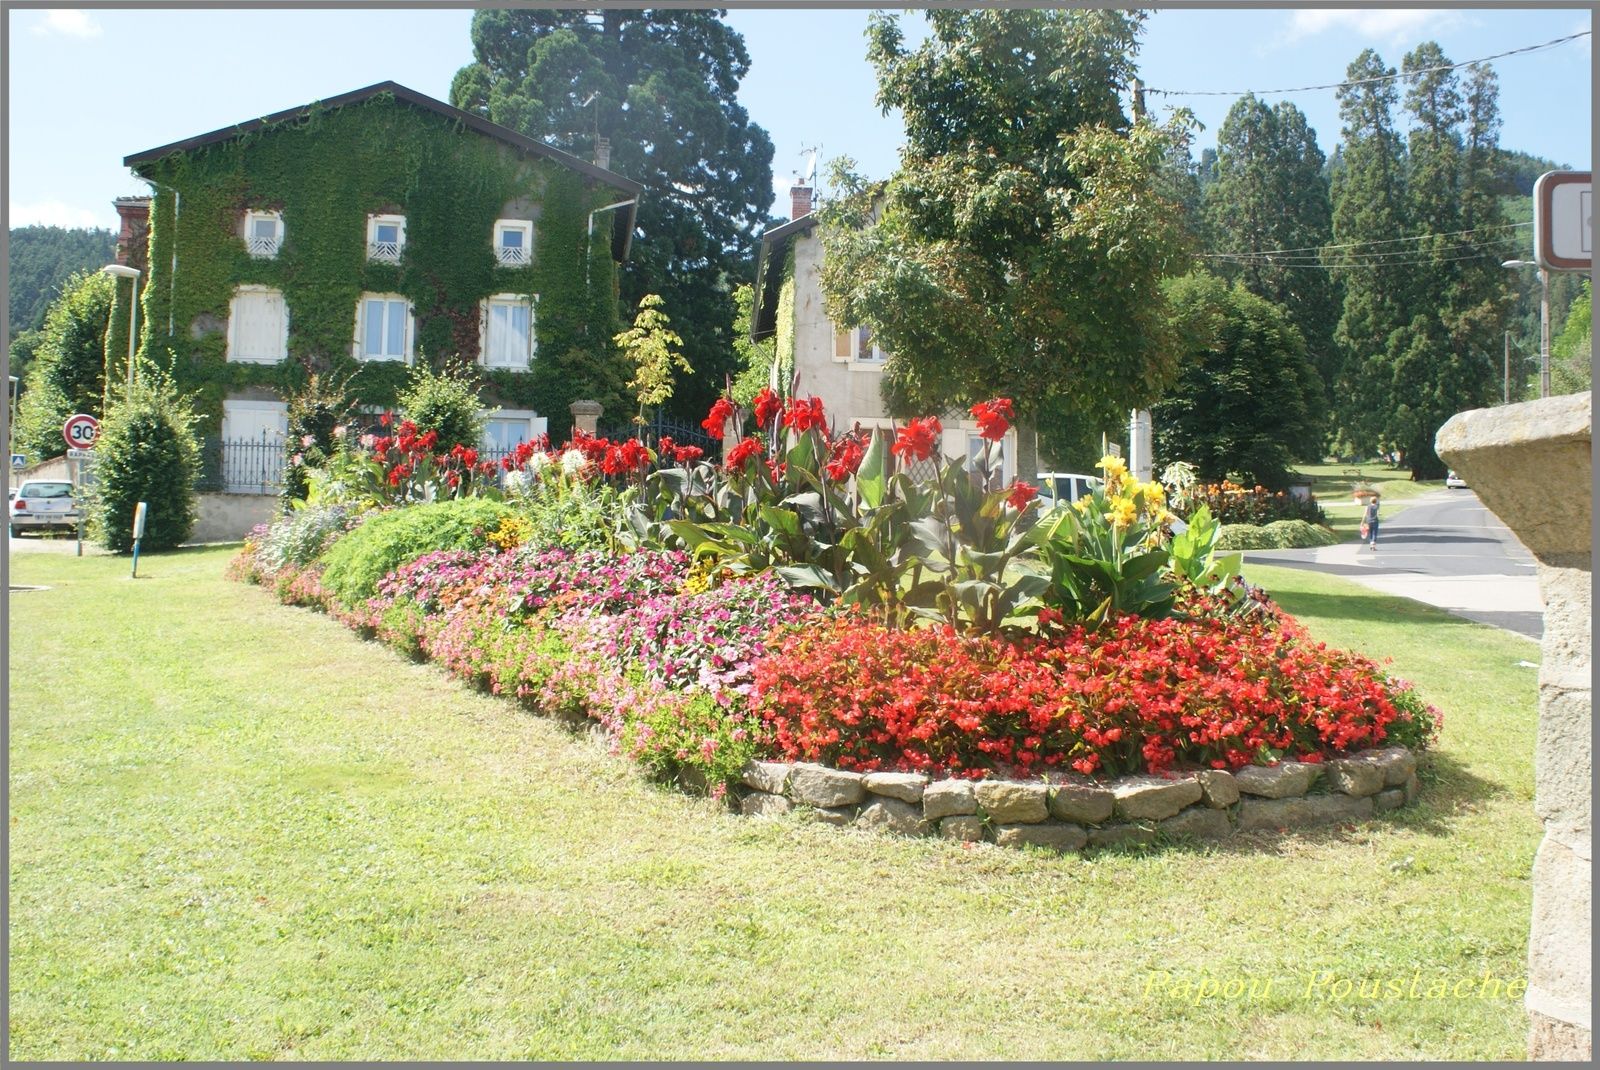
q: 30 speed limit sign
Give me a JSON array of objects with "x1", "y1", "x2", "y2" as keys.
[{"x1": 62, "y1": 413, "x2": 101, "y2": 450}]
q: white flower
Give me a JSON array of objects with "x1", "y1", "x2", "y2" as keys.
[
  {"x1": 561, "y1": 449, "x2": 587, "y2": 476},
  {"x1": 526, "y1": 450, "x2": 553, "y2": 473},
  {"x1": 503, "y1": 470, "x2": 532, "y2": 496}
]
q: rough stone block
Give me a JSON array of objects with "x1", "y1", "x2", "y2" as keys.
[
  {"x1": 1236, "y1": 793, "x2": 1374, "y2": 831},
  {"x1": 740, "y1": 792, "x2": 792, "y2": 817},
  {"x1": 1234, "y1": 762, "x2": 1321, "y2": 799},
  {"x1": 923, "y1": 779, "x2": 977, "y2": 820},
  {"x1": 1088, "y1": 822, "x2": 1156, "y2": 848},
  {"x1": 1373, "y1": 788, "x2": 1406, "y2": 813},
  {"x1": 862, "y1": 771, "x2": 929, "y2": 803},
  {"x1": 1527, "y1": 833, "x2": 1592, "y2": 1028},
  {"x1": 858, "y1": 796, "x2": 931, "y2": 836},
  {"x1": 1112, "y1": 775, "x2": 1203, "y2": 820},
  {"x1": 1535, "y1": 684, "x2": 1592, "y2": 833},
  {"x1": 1194, "y1": 769, "x2": 1239, "y2": 808},
  {"x1": 1402, "y1": 773, "x2": 1421, "y2": 805},
  {"x1": 740, "y1": 760, "x2": 792, "y2": 795},
  {"x1": 939, "y1": 815, "x2": 986, "y2": 842},
  {"x1": 1326, "y1": 757, "x2": 1386, "y2": 797},
  {"x1": 1363, "y1": 746, "x2": 1418, "y2": 788},
  {"x1": 975, "y1": 780, "x2": 1049, "y2": 824},
  {"x1": 1049, "y1": 781, "x2": 1114, "y2": 824},
  {"x1": 789, "y1": 763, "x2": 865, "y2": 808},
  {"x1": 1160, "y1": 806, "x2": 1232, "y2": 842},
  {"x1": 994, "y1": 822, "x2": 1087, "y2": 852},
  {"x1": 802, "y1": 804, "x2": 856, "y2": 826}
]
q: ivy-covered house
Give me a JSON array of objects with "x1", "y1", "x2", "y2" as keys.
[
  {"x1": 749, "y1": 184, "x2": 1017, "y2": 481},
  {"x1": 118, "y1": 81, "x2": 641, "y2": 489}
]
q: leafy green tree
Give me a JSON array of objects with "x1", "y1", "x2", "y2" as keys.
[
  {"x1": 6, "y1": 226, "x2": 115, "y2": 342},
  {"x1": 615, "y1": 293, "x2": 690, "y2": 429},
  {"x1": 91, "y1": 362, "x2": 200, "y2": 552},
  {"x1": 1327, "y1": 49, "x2": 1411, "y2": 456},
  {"x1": 816, "y1": 9, "x2": 1192, "y2": 477},
  {"x1": 13, "y1": 271, "x2": 116, "y2": 459},
  {"x1": 396, "y1": 363, "x2": 486, "y2": 451},
  {"x1": 450, "y1": 9, "x2": 776, "y2": 422},
  {"x1": 281, "y1": 374, "x2": 356, "y2": 509},
  {"x1": 1551, "y1": 279, "x2": 1592, "y2": 394},
  {"x1": 728, "y1": 282, "x2": 777, "y2": 405},
  {"x1": 1152, "y1": 272, "x2": 1322, "y2": 489},
  {"x1": 1203, "y1": 96, "x2": 1341, "y2": 423}
]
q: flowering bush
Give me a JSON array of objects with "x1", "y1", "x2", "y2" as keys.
[
  {"x1": 1187, "y1": 480, "x2": 1326, "y2": 526},
  {"x1": 753, "y1": 610, "x2": 1439, "y2": 778}
]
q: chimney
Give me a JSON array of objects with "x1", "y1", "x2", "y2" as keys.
[
  {"x1": 790, "y1": 183, "x2": 813, "y2": 221},
  {"x1": 594, "y1": 137, "x2": 611, "y2": 171},
  {"x1": 112, "y1": 196, "x2": 151, "y2": 272}
]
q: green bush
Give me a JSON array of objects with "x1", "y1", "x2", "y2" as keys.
[
  {"x1": 13, "y1": 271, "x2": 116, "y2": 460},
  {"x1": 90, "y1": 365, "x2": 201, "y2": 552},
  {"x1": 318, "y1": 497, "x2": 515, "y2": 606},
  {"x1": 396, "y1": 363, "x2": 486, "y2": 452},
  {"x1": 1215, "y1": 520, "x2": 1337, "y2": 551}
]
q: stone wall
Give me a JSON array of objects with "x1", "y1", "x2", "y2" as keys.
[
  {"x1": 1437, "y1": 393, "x2": 1592, "y2": 1061},
  {"x1": 189, "y1": 492, "x2": 279, "y2": 544},
  {"x1": 736, "y1": 747, "x2": 1421, "y2": 852}
]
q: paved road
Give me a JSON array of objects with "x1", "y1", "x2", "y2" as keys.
[{"x1": 1245, "y1": 489, "x2": 1544, "y2": 640}]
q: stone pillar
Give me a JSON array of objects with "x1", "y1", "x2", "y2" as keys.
[
  {"x1": 1436, "y1": 393, "x2": 1591, "y2": 1061},
  {"x1": 1129, "y1": 409, "x2": 1154, "y2": 482},
  {"x1": 569, "y1": 400, "x2": 602, "y2": 436}
]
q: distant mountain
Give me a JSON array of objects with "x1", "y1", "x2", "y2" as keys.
[{"x1": 8, "y1": 226, "x2": 117, "y2": 342}]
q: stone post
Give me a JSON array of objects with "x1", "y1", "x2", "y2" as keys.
[
  {"x1": 569, "y1": 400, "x2": 602, "y2": 437},
  {"x1": 1129, "y1": 409, "x2": 1154, "y2": 483},
  {"x1": 1436, "y1": 393, "x2": 1591, "y2": 1061}
]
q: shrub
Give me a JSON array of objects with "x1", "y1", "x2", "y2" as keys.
[
  {"x1": 753, "y1": 611, "x2": 1439, "y2": 778},
  {"x1": 1215, "y1": 520, "x2": 1338, "y2": 551},
  {"x1": 257, "y1": 503, "x2": 362, "y2": 571},
  {"x1": 90, "y1": 364, "x2": 201, "y2": 552},
  {"x1": 1188, "y1": 481, "x2": 1325, "y2": 525},
  {"x1": 318, "y1": 497, "x2": 515, "y2": 606},
  {"x1": 280, "y1": 374, "x2": 356, "y2": 509},
  {"x1": 396, "y1": 363, "x2": 486, "y2": 452}
]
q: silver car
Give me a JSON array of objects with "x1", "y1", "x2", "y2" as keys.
[{"x1": 9, "y1": 479, "x2": 80, "y2": 536}]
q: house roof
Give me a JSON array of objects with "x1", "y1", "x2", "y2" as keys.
[
  {"x1": 124, "y1": 81, "x2": 641, "y2": 261},
  {"x1": 750, "y1": 213, "x2": 817, "y2": 342}
]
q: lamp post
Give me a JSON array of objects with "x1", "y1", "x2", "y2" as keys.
[
  {"x1": 100, "y1": 264, "x2": 141, "y2": 408},
  {"x1": 1502, "y1": 259, "x2": 1549, "y2": 399}
]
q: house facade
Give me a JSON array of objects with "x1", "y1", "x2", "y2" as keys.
[
  {"x1": 749, "y1": 185, "x2": 1018, "y2": 482},
  {"x1": 119, "y1": 82, "x2": 641, "y2": 491}
]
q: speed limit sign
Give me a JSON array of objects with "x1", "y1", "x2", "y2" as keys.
[{"x1": 63, "y1": 413, "x2": 101, "y2": 450}]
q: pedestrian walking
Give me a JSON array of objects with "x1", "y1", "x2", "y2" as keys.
[{"x1": 1360, "y1": 494, "x2": 1381, "y2": 550}]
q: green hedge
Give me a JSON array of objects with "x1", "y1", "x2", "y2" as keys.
[
  {"x1": 1215, "y1": 520, "x2": 1338, "y2": 551},
  {"x1": 318, "y1": 497, "x2": 514, "y2": 606}
]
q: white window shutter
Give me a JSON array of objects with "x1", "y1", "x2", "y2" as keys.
[{"x1": 832, "y1": 326, "x2": 852, "y2": 363}]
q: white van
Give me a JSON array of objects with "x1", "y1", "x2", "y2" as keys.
[{"x1": 1036, "y1": 472, "x2": 1102, "y2": 507}]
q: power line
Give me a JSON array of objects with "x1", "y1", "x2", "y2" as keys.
[
  {"x1": 1202, "y1": 221, "x2": 1530, "y2": 262},
  {"x1": 1146, "y1": 31, "x2": 1590, "y2": 98},
  {"x1": 1207, "y1": 250, "x2": 1515, "y2": 271}
]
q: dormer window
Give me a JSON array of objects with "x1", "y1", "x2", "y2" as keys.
[
  {"x1": 244, "y1": 210, "x2": 283, "y2": 258},
  {"x1": 494, "y1": 219, "x2": 533, "y2": 266},
  {"x1": 367, "y1": 214, "x2": 406, "y2": 263}
]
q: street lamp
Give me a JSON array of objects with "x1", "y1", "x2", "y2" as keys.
[
  {"x1": 100, "y1": 264, "x2": 141, "y2": 407},
  {"x1": 1502, "y1": 259, "x2": 1549, "y2": 399}
]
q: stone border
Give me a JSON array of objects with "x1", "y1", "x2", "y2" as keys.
[{"x1": 737, "y1": 748, "x2": 1422, "y2": 853}]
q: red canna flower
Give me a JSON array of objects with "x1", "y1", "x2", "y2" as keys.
[
  {"x1": 825, "y1": 433, "x2": 867, "y2": 481},
  {"x1": 971, "y1": 398, "x2": 1015, "y2": 441},
  {"x1": 782, "y1": 395, "x2": 826, "y2": 433},
  {"x1": 890, "y1": 416, "x2": 942, "y2": 464},
  {"x1": 753, "y1": 387, "x2": 783, "y2": 428},
  {"x1": 725, "y1": 436, "x2": 763, "y2": 472},
  {"x1": 702, "y1": 397, "x2": 736, "y2": 440},
  {"x1": 380, "y1": 411, "x2": 392, "y2": 428},
  {"x1": 1006, "y1": 480, "x2": 1038, "y2": 510},
  {"x1": 417, "y1": 429, "x2": 439, "y2": 452},
  {"x1": 674, "y1": 444, "x2": 704, "y2": 464}
]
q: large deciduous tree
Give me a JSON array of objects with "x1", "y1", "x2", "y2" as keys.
[
  {"x1": 1203, "y1": 96, "x2": 1341, "y2": 423},
  {"x1": 816, "y1": 9, "x2": 1191, "y2": 474},
  {"x1": 1153, "y1": 272, "x2": 1323, "y2": 489},
  {"x1": 14, "y1": 270, "x2": 115, "y2": 460},
  {"x1": 450, "y1": 9, "x2": 776, "y2": 421}
]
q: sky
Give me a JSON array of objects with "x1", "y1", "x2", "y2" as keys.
[{"x1": 5, "y1": 4, "x2": 1594, "y2": 233}]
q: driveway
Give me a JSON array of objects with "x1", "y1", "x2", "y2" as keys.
[{"x1": 1244, "y1": 489, "x2": 1544, "y2": 639}]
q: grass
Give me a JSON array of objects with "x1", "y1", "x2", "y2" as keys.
[
  {"x1": 1294, "y1": 462, "x2": 1444, "y2": 541},
  {"x1": 8, "y1": 547, "x2": 1541, "y2": 1059}
]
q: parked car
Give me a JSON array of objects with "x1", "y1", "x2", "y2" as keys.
[
  {"x1": 1036, "y1": 471, "x2": 1102, "y2": 508},
  {"x1": 9, "y1": 479, "x2": 80, "y2": 536},
  {"x1": 1445, "y1": 470, "x2": 1468, "y2": 490}
]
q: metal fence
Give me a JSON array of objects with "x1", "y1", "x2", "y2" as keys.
[
  {"x1": 596, "y1": 414, "x2": 721, "y2": 453},
  {"x1": 198, "y1": 435, "x2": 286, "y2": 495}
]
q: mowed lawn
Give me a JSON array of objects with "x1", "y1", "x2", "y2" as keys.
[{"x1": 8, "y1": 546, "x2": 1541, "y2": 1060}]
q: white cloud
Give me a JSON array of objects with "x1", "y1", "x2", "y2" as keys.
[
  {"x1": 31, "y1": 10, "x2": 103, "y2": 39},
  {"x1": 9, "y1": 199, "x2": 106, "y2": 228},
  {"x1": 1282, "y1": 9, "x2": 1463, "y2": 46}
]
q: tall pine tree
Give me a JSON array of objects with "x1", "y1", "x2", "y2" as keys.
[{"x1": 450, "y1": 9, "x2": 776, "y2": 421}]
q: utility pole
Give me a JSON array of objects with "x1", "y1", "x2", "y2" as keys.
[
  {"x1": 1538, "y1": 266, "x2": 1551, "y2": 399},
  {"x1": 1504, "y1": 330, "x2": 1511, "y2": 404},
  {"x1": 1127, "y1": 77, "x2": 1154, "y2": 478}
]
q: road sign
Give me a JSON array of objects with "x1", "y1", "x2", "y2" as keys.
[
  {"x1": 66, "y1": 448, "x2": 96, "y2": 460},
  {"x1": 10, "y1": 454, "x2": 24, "y2": 470},
  {"x1": 1534, "y1": 170, "x2": 1592, "y2": 272},
  {"x1": 62, "y1": 413, "x2": 101, "y2": 450}
]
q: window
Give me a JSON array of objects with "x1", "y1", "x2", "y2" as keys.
[
  {"x1": 226, "y1": 285, "x2": 289, "y2": 364},
  {"x1": 354, "y1": 293, "x2": 413, "y2": 362},
  {"x1": 367, "y1": 214, "x2": 406, "y2": 262},
  {"x1": 244, "y1": 210, "x2": 283, "y2": 258},
  {"x1": 480, "y1": 294, "x2": 535, "y2": 370},
  {"x1": 967, "y1": 432, "x2": 1011, "y2": 485},
  {"x1": 480, "y1": 409, "x2": 549, "y2": 456},
  {"x1": 832, "y1": 323, "x2": 887, "y2": 364},
  {"x1": 494, "y1": 219, "x2": 533, "y2": 266}
]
